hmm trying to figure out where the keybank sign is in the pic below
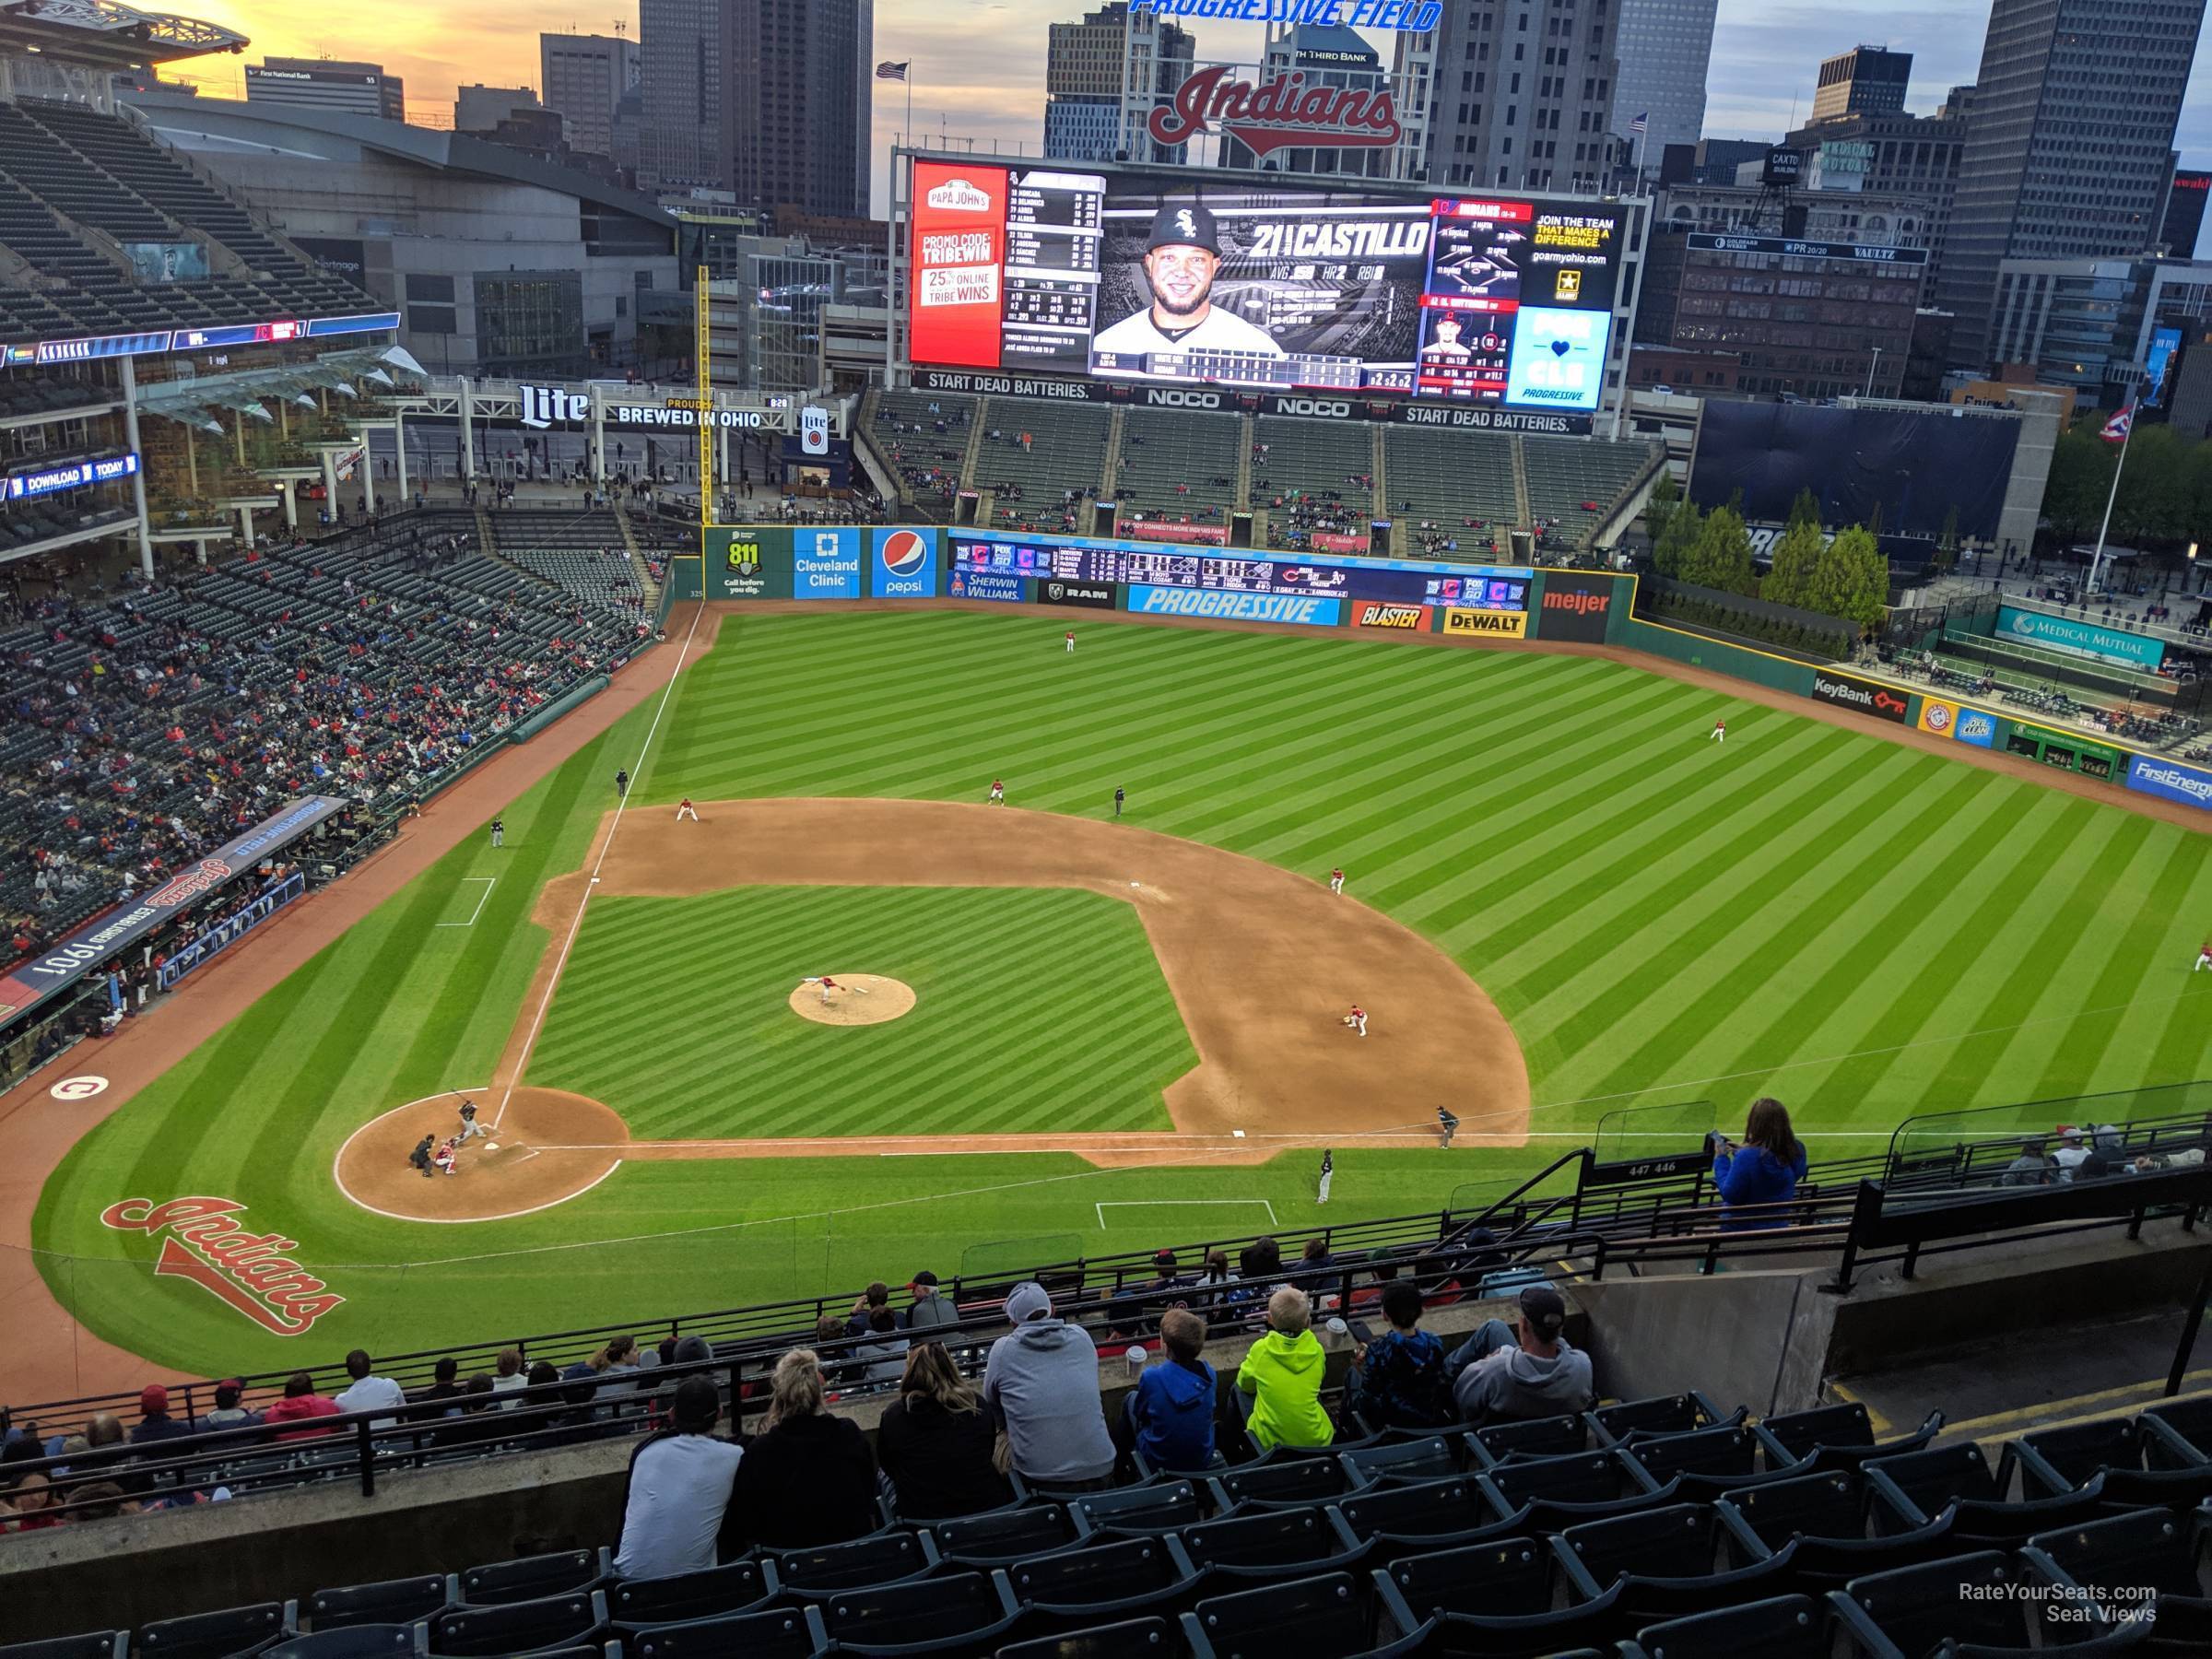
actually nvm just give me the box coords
[1997,606,2165,670]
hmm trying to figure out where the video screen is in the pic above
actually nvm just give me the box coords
[908,159,1624,415]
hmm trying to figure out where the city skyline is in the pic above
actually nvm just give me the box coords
[182,0,2212,213]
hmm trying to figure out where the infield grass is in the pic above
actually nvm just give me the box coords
[31,606,2212,1381]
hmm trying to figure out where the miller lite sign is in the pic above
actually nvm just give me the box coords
[518,383,589,429]
[800,406,830,456]
[1148,65,1403,159]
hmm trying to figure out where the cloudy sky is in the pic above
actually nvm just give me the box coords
[185,0,2212,221]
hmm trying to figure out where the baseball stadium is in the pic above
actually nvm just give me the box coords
[6,10,2212,1653]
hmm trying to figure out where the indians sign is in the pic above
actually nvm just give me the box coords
[102,1197,346,1335]
[1147,66,1403,159]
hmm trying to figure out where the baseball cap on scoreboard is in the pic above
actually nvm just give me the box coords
[1147,202,1221,255]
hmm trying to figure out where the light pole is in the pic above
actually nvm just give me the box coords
[1863,347,1884,399]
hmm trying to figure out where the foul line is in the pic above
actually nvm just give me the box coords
[435,877,497,928]
[1097,1198,1278,1230]
[492,601,705,1131]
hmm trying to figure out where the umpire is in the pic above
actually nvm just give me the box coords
[409,1135,436,1179]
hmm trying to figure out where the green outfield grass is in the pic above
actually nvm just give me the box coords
[31,606,2212,1383]
[530,885,1189,1138]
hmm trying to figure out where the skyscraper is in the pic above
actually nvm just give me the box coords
[1810,46,1912,124]
[1419,0,1619,193]
[244,59,406,123]
[1043,2,1193,165]
[1609,0,1716,164]
[1936,0,2206,371]
[2164,169,2211,258]
[540,32,640,159]
[638,0,872,216]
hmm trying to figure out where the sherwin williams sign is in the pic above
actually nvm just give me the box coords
[2126,754,2212,811]
[1997,606,2164,670]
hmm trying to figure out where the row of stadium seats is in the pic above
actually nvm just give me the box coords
[17,1391,2212,1656]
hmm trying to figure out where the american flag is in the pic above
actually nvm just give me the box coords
[1628,112,1648,135]
[877,61,909,81]
[2101,405,2135,441]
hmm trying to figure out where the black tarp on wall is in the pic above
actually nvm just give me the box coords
[1689,404,2018,541]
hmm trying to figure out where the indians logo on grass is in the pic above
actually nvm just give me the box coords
[879,530,929,579]
[100,1196,345,1335]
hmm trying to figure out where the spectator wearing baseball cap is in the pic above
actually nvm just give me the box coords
[1447,1286,1594,1425]
[983,1282,1116,1488]
[129,1385,192,1448]
[194,1381,258,1431]
[907,1269,957,1332]
[2052,1127,2093,1182]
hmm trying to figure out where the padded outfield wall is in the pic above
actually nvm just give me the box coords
[665,526,2212,818]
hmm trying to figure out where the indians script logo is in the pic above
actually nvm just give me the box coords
[1147,66,1403,159]
[925,177,992,212]
[101,1197,345,1335]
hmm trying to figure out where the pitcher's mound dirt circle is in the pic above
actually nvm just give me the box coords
[789,975,915,1027]
[335,1088,629,1221]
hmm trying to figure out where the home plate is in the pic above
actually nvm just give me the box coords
[486,1142,501,1152]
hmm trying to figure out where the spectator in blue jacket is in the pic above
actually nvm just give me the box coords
[1120,1309,1217,1473]
[1712,1099,1807,1231]
[1347,1279,1451,1430]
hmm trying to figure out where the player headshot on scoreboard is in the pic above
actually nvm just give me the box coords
[1093,202,1286,362]
[1419,312,1473,362]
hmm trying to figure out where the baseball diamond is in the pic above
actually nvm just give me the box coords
[17,601,2212,1393]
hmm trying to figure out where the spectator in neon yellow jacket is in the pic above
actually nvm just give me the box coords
[1234,1286,1335,1451]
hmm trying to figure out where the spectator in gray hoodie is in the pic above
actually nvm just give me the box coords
[1447,1285,1594,1424]
[983,1282,1115,1489]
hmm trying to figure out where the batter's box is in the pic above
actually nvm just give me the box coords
[1095,1198,1278,1231]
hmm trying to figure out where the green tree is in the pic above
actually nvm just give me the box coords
[2041,421,2119,548]
[1653,495,1702,579]
[1804,524,1889,631]
[1787,487,1822,532]
[1763,518,1824,607]
[1643,472,1681,546]
[1681,504,1758,595]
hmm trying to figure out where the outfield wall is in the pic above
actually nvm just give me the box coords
[666,526,2212,817]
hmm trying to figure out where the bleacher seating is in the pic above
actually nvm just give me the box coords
[0,510,644,958]
[479,509,656,623]
[1252,418,1372,552]
[974,401,1111,536]
[0,98,376,346]
[14,1378,2210,1656]
[1383,427,1519,554]
[1523,436,1664,553]
[1113,408,1238,528]
[865,391,971,523]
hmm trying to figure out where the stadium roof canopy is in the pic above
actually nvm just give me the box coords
[0,0,245,68]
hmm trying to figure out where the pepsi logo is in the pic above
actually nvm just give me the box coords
[880,530,929,576]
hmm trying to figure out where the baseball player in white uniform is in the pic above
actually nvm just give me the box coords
[676,797,700,821]
[1092,204,1286,369]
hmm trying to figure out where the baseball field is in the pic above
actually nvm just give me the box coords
[24,604,2212,1386]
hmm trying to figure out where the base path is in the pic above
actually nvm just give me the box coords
[337,799,1533,1215]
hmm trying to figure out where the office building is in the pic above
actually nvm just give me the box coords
[2165,168,2210,258]
[1630,221,1928,400]
[1810,46,1912,124]
[1043,2,1193,165]
[1610,0,1716,164]
[244,59,406,123]
[454,86,540,135]
[638,0,871,215]
[1936,0,2207,371]
[540,32,640,158]
[1783,96,1966,288]
[1419,0,1618,193]
[1987,254,2212,406]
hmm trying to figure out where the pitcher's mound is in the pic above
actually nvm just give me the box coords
[790,975,915,1027]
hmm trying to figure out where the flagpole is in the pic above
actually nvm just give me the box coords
[2088,371,2141,598]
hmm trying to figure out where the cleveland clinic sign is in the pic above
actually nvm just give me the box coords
[1132,0,1443,26]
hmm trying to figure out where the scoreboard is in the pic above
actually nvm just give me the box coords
[951,535,1530,610]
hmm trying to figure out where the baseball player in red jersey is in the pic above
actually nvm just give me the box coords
[1064,629,1077,653]
[1710,716,1726,743]
[1347,1004,1367,1037]
[1329,866,1345,895]
[677,797,700,821]
[432,1137,459,1176]
[989,778,1005,804]
[2196,941,2212,972]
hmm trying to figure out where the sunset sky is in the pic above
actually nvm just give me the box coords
[175,0,2212,224]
